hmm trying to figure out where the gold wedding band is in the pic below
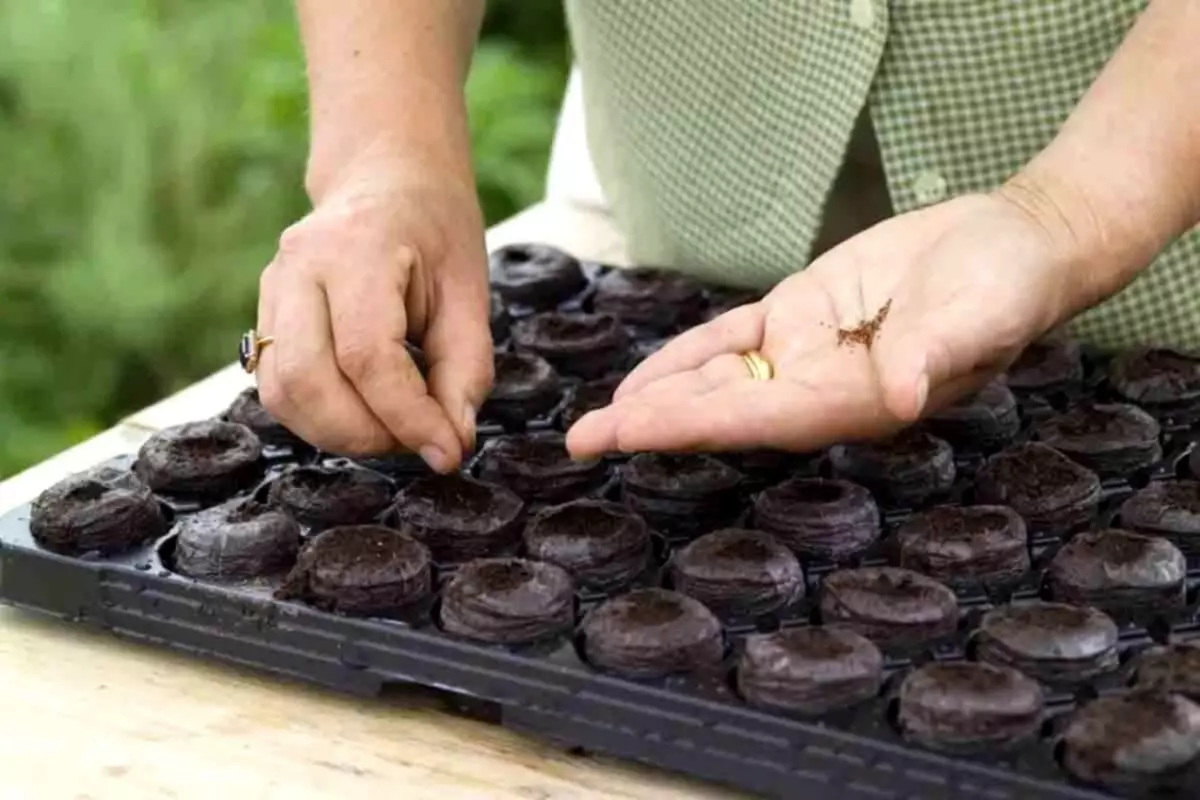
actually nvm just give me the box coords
[239,329,275,374]
[740,350,774,381]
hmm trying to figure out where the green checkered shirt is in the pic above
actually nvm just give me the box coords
[563,0,1200,351]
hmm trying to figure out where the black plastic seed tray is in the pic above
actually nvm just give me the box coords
[5,247,1200,800]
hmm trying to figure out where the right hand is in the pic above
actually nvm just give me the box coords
[255,164,494,473]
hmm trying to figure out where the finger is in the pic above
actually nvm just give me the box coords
[598,353,751,412]
[322,260,464,473]
[569,376,895,458]
[614,304,766,400]
[568,358,895,458]
[255,264,397,454]
[423,256,495,451]
[870,295,1024,423]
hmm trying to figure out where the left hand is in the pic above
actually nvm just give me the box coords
[565,189,1095,458]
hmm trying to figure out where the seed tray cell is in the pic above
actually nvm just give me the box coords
[4,246,1200,799]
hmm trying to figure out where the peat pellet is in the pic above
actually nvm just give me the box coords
[489,243,586,310]
[390,474,525,562]
[1131,642,1200,702]
[1005,335,1084,393]
[716,449,823,493]
[559,375,623,431]
[924,380,1021,452]
[29,465,168,556]
[1119,480,1200,556]
[135,420,263,500]
[820,567,958,648]
[275,525,432,616]
[669,529,805,620]
[753,477,880,561]
[897,662,1044,753]
[895,505,1029,588]
[172,496,300,581]
[621,453,743,537]
[440,557,575,645]
[476,434,608,504]
[829,429,955,508]
[1109,348,1200,419]
[522,499,650,590]
[581,588,724,679]
[267,464,395,531]
[592,267,705,332]
[223,388,305,449]
[974,443,1101,536]
[973,601,1118,684]
[1047,529,1186,617]
[1059,691,1200,793]
[736,627,883,715]
[481,351,561,428]
[511,311,630,379]
[1034,403,1162,477]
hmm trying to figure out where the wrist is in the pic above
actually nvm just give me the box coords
[995,154,1167,319]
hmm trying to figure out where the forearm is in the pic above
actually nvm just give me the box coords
[295,0,486,201]
[1004,0,1200,312]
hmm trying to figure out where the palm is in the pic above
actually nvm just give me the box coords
[566,193,1075,458]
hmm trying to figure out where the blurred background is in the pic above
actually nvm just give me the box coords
[0,0,570,478]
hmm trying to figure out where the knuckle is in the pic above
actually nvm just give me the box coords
[334,339,380,383]
[276,219,314,259]
[273,356,317,404]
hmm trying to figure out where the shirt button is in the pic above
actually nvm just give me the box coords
[913,170,948,205]
[849,0,876,30]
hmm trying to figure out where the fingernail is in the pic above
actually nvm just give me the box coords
[419,444,449,473]
[914,373,930,416]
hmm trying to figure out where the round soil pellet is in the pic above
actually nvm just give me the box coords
[476,434,609,504]
[753,477,880,562]
[1047,529,1186,618]
[1119,480,1200,557]
[275,525,433,616]
[267,464,395,531]
[1058,691,1200,792]
[489,243,586,310]
[829,429,955,508]
[669,529,805,620]
[736,626,883,715]
[511,311,630,379]
[522,499,650,590]
[621,453,744,537]
[1034,403,1162,477]
[973,601,1118,684]
[895,505,1029,588]
[581,588,724,679]
[135,420,263,499]
[440,557,575,645]
[820,567,958,648]
[390,474,525,562]
[30,465,168,556]
[172,496,300,580]
[897,662,1044,753]
[924,380,1021,452]
[974,443,1101,536]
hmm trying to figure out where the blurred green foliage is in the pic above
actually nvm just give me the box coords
[0,1,570,478]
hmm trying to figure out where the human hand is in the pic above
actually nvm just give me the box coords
[255,165,493,472]
[566,188,1097,458]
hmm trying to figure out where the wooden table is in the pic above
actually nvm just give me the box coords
[0,203,746,800]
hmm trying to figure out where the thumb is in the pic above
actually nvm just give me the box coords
[871,302,1016,423]
[423,260,495,450]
